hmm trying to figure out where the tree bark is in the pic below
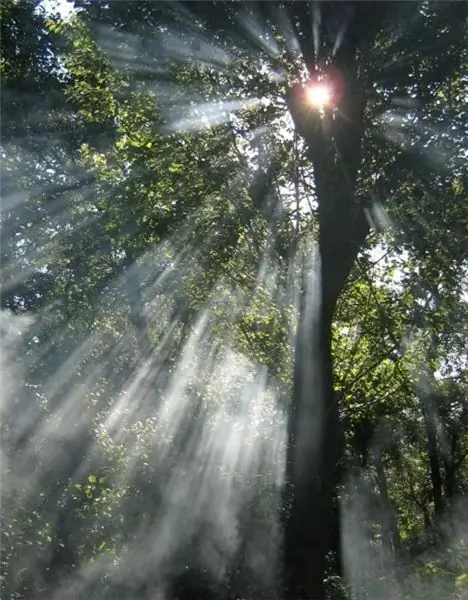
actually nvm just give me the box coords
[284,230,368,599]
[283,6,380,597]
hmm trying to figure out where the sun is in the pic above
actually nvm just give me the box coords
[305,83,333,108]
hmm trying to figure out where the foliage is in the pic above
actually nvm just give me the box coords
[1,2,467,600]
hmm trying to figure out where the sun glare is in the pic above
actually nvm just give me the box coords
[305,83,332,108]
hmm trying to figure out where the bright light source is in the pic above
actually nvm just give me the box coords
[305,83,332,108]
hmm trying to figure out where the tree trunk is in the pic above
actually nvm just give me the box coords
[443,431,458,503]
[283,288,339,599]
[283,9,374,596]
[420,397,444,518]
[329,494,344,579]
[372,446,402,553]
[284,231,367,599]
[283,112,368,598]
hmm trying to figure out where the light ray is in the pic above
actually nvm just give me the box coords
[165,98,263,133]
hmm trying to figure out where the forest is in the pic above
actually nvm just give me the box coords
[1,1,467,599]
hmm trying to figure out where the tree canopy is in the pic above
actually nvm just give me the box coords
[1,1,467,599]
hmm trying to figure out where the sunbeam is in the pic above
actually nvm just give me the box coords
[1,216,293,597]
[165,98,265,134]
[3,2,468,600]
